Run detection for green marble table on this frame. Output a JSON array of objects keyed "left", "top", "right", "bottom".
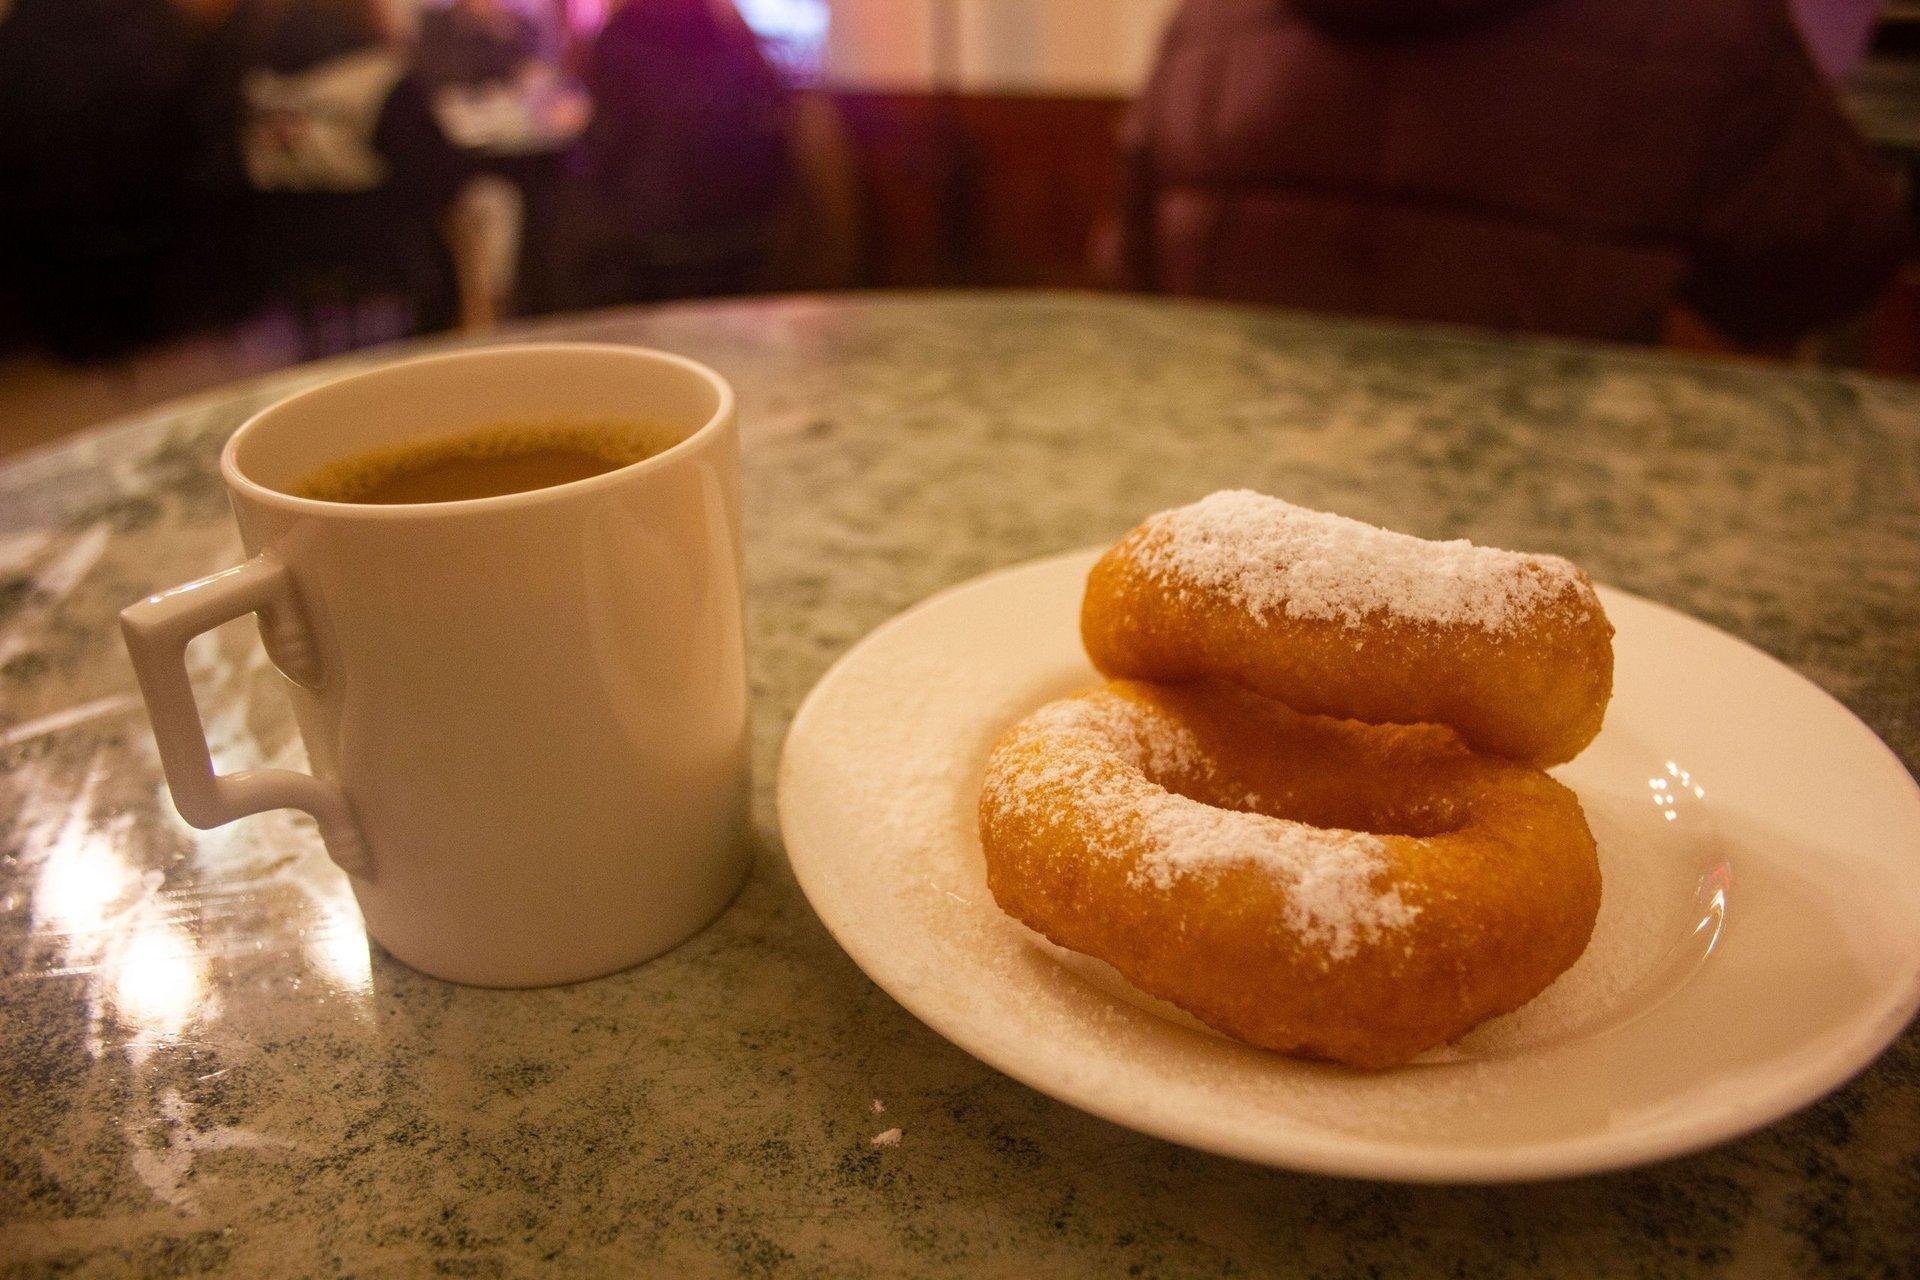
[{"left": 3, "top": 293, "right": 1917, "bottom": 1278}]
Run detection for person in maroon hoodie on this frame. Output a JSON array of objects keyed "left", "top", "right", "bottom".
[{"left": 1107, "top": 0, "right": 1909, "bottom": 345}]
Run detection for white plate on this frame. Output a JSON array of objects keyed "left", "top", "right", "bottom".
[{"left": 777, "top": 550, "right": 1920, "bottom": 1182}]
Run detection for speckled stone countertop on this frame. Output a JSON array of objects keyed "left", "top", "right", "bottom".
[{"left": 3, "top": 293, "right": 1917, "bottom": 1277}]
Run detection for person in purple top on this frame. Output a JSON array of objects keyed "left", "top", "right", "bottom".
[{"left": 569, "top": 0, "right": 794, "bottom": 302}]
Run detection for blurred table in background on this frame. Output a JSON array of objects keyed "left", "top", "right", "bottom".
[
  {"left": 2, "top": 293, "right": 1916, "bottom": 1276},
  {"left": 435, "top": 74, "right": 592, "bottom": 325},
  {"left": 434, "top": 74, "right": 590, "bottom": 159}
]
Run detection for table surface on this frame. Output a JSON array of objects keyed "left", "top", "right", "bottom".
[{"left": 2, "top": 293, "right": 1917, "bottom": 1278}]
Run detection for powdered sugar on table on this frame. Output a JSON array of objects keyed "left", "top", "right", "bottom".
[{"left": 1134, "top": 490, "right": 1581, "bottom": 631}]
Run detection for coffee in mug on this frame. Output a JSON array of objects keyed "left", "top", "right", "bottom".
[
  {"left": 294, "top": 421, "right": 674, "bottom": 504},
  {"left": 119, "top": 345, "right": 750, "bottom": 987}
]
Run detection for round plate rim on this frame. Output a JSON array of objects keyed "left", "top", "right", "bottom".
[{"left": 777, "top": 548, "right": 1920, "bottom": 1182}]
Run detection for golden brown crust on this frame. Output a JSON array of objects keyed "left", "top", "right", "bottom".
[
  {"left": 979, "top": 681, "right": 1601, "bottom": 1069},
  {"left": 1081, "top": 512, "right": 1614, "bottom": 766}
]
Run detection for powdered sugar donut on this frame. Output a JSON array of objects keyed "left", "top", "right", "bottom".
[
  {"left": 1082, "top": 491, "right": 1613, "bottom": 765},
  {"left": 979, "top": 681, "right": 1601, "bottom": 1069}
]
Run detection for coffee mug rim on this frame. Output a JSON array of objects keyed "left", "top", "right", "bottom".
[{"left": 220, "top": 342, "right": 735, "bottom": 519}]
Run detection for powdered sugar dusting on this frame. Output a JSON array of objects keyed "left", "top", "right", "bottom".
[
  {"left": 986, "top": 692, "right": 1418, "bottom": 961},
  {"left": 1133, "top": 793, "right": 1416, "bottom": 962},
  {"left": 1134, "top": 490, "right": 1582, "bottom": 630}
]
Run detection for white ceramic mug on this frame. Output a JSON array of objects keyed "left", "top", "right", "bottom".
[{"left": 121, "top": 344, "right": 751, "bottom": 986}]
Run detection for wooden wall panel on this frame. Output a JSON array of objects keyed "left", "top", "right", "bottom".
[{"left": 827, "top": 91, "right": 1127, "bottom": 289}]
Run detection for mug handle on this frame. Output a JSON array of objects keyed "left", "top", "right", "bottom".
[{"left": 120, "top": 552, "right": 373, "bottom": 879}]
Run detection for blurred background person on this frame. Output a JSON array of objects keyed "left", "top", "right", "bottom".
[
  {"left": 0, "top": 0, "right": 201, "bottom": 357},
  {"left": 4, "top": 0, "right": 1912, "bottom": 427},
  {"left": 567, "top": 0, "right": 796, "bottom": 303},
  {"left": 410, "top": 0, "right": 579, "bottom": 331},
  {"left": 413, "top": 0, "right": 541, "bottom": 91},
  {"left": 230, "top": 0, "right": 468, "bottom": 345},
  {"left": 1793, "top": 0, "right": 1884, "bottom": 80},
  {"left": 1105, "top": 0, "right": 1909, "bottom": 347}
]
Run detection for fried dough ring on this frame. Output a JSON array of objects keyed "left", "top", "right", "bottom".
[
  {"left": 979, "top": 681, "right": 1601, "bottom": 1069},
  {"left": 1082, "top": 492, "right": 1613, "bottom": 765}
]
